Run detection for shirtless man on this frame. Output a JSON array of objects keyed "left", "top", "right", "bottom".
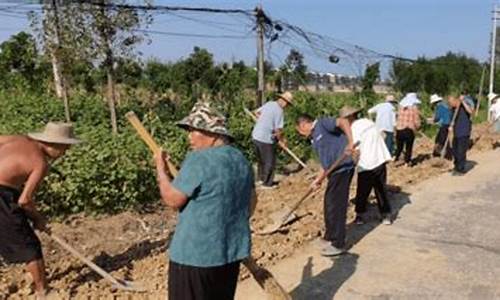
[{"left": 0, "top": 122, "right": 80, "bottom": 298}]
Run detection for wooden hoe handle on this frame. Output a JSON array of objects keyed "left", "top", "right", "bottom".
[{"left": 125, "top": 111, "right": 178, "bottom": 177}]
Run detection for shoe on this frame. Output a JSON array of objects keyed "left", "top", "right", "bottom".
[
  {"left": 255, "top": 180, "right": 263, "bottom": 186},
  {"left": 354, "top": 215, "right": 365, "bottom": 225},
  {"left": 451, "top": 170, "right": 465, "bottom": 177},
  {"left": 320, "top": 244, "right": 346, "bottom": 257},
  {"left": 382, "top": 215, "right": 393, "bottom": 225},
  {"left": 316, "top": 238, "right": 331, "bottom": 248}
]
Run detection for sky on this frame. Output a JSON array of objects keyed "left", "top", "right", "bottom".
[{"left": 0, "top": 0, "right": 496, "bottom": 76}]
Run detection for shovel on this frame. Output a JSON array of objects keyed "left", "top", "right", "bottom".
[
  {"left": 126, "top": 111, "right": 291, "bottom": 300},
  {"left": 257, "top": 142, "right": 359, "bottom": 235},
  {"left": 47, "top": 233, "right": 146, "bottom": 292}
]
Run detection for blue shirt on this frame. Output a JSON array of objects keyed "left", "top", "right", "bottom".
[
  {"left": 310, "top": 117, "right": 354, "bottom": 173},
  {"left": 368, "top": 102, "right": 396, "bottom": 133},
  {"left": 251, "top": 101, "right": 284, "bottom": 144},
  {"left": 434, "top": 102, "right": 452, "bottom": 126},
  {"left": 454, "top": 105, "right": 472, "bottom": 138},
  {"left": 169, "top": 145, "right": 253, "bottom": 267}
]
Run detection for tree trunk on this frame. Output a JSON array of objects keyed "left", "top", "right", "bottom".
[
  {"left": 106, "top": 52, "right": 118, "bottom": 135},
  {"left": 50, "top": 50, "right": 71, "bottom": 122}
]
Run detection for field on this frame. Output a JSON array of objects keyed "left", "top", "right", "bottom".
[{"left": 1, "top": 123, "right": 498, "bottom": 299}]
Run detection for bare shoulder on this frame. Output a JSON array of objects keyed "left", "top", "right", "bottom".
[{"left": 7, "top": 137, "right": 46, "bottom": 165}]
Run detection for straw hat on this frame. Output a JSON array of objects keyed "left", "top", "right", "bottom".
[
  {"left": 385, "top": 94, "right": 396, "bottom": 102},
  {"left": 277, "top": 91, "right": 293, "bottom": 105},
  {"left": 177, "top": 102, "right": 233, "bottom": 139},
  {"left": 28, "top": 122, "right": 81, "bottom": 145},
  {"left": 430, "top": 94, "right": 443, "bottom": 104},
  {"left": 400, "top": 92, "right": 421, "bottom": 107},
  {"left": 488, "top": 92, "right": 499, "bottom": 102},
  {"left": 339, "top": 105, "right": 362, "bottom": 118}
]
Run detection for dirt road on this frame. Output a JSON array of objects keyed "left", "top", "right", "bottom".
[{"left": 236, "top": 148, "right": 500, "bottom": 299}]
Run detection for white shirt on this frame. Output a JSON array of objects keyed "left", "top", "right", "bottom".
[
  {"left": 352, "top": 118, "right": 392, "bottom": 172},
  {"left": 368, "top": 102, "right": 396, "bottom": 132},
  {"left": 489, "top": 102, "right": 500, "bottom": 121},
  {"left": 251, "top": 101, "right": 284, "bottom": 144}
]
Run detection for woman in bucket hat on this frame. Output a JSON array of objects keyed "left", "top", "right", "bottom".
[
  {"left": 0, "top": 122, "right": 81, "bottom": 299},
  {"left": 154, "top": 102, "right": 256, "bottom": 300}
]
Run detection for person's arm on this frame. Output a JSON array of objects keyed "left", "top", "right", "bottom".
[
  {"left": 155, "top": 151, "right": 188, "bottom": 209},
  {"left": 414, "top": 107, "right": 421, "bottom": 129},
  {"left": 273, "top": 107, "right": 286, "bottom": 143},
  {"left": 461, "top": 99, "right": 474, "bottom": 115},
  {"left": 18, "top": 160, "right": 49, "bottom": 232},
  {"left": 367, "top": 105, "right": 377, "bottom": 115},
  {"left": 310, "top": 167, "right": 326, "bottom": 191},
  {"left": 336, "top": 117, "right": 354, "bottom": 154}
]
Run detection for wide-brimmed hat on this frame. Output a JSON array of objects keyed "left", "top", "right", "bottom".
[
  {"left": 385, "top": 94, "right": 396, "bottom": 102},
  {"left": 430, "top": 94, "right": 443, "bottom": 104},
  {"left": 277, "top": 91, "right": 293, "bottom": 105},
  {"left": 176, "top": 102, "right": 233, "bottom": 138},
  {"left": 488, "top": 92, "right": 499, "bottom": 102},
  {"left": 28, "top": 122, "right": 81, "bottom": 145},
  {"left": 339, "top": 105, "right": 362, "bottom": 118},
  {"left": 400, "top": 92, "right": 421, "bottom": 107}
]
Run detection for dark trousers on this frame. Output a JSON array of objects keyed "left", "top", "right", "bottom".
[
  {"left": 452, "top": 136, "right": 469, "bottom": 173},
  {"left": 168, "top": 260, "right": 240, "bottom": 300},
  {"left": 395, "top": 128, "right": 415, "bottom": 163},
  {"left": 253, "top": 139, "right": 276, "bottom": 186},
  {"left": 324, "top": 169, "right": 354, "bottom": 249},
  {"left": 354, "top": 164, "right": 391, "bottom": 216},
  {"left": 433, "top": 125, "right": 452, "bottom": 158},
  {"left": 383, "top": 131, "right": 394, "bottom": 155}
]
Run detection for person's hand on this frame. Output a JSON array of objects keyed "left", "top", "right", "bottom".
[
  {"left": 310, "top": 177, "right": 323, "bottom": 191},
  {"left": 154, "top": 149, "right": 168, "bottom": 173},
  {"left": 352, "top": 149, "right": 361, "bottom": 163},
  {"left": 279, "top": 138, "right": 288, "bottom": 148},
  {"left": 344, "top": 143, "right": 354, "bottom": 156}
]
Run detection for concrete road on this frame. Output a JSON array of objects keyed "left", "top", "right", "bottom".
[{"left": 236, "top": 149, "right": 500, "bottom": 300}]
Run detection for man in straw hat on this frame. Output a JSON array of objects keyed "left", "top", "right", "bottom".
[
  {"left": 295, "top": 109, "right": 355, "bottom": 256},
  {"left": 154, "top": 102, "right": 256, "bottom": 300},
  {"left": 0, "top": 122, "right": 81, "bottom": 299},
  {"left": 429, "top": 94, "right": 452, "bottom": 158},
  {"left": 342, "top": 106, "right": 393, "bottom": 225},
  {"left": 368, "top": 94, "right": 397, "bottom": 155},
  {"left": 251, "top": 91, "right": 293, "bottom": 189}
]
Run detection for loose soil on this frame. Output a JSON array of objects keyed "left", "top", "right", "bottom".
[{"left": 1, "top": 124, "right": 498, "bottom": 299}]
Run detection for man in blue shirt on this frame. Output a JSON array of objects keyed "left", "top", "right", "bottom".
[
  {"left": 295, "top": 111, "right": 355, "bottom": 256},
  {"left": 154, "top": 102, "right": 256, "bottom": 300},
  {"left": 429, "top": 94, "right": 452, "bottom": 158},
  {"left": 449, "top": 94, "right": 475, "bottom": 175},
  {"left": 252, "top": 91, "right": 293, "bottom": 189}
]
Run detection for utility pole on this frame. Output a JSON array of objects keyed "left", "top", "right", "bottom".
[
  {"left": 51, "top": 0, "right": 71, "bottom": 122},
  {"left": 255, "top": 5, "right": 265, "bottom": 108},
  {"left": 489, "top": 5, "right": 499, "bottom": 121}
]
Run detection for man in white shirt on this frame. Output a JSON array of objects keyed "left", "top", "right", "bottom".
[
  {"left": 488, "top": 93, "right": 500, "bottom": 133},
  {"left": 341, "top": 106, "right": 393, "bottom": 225},
  {"left": 368, "top": 95, "right": 397, "bottom": 155}
]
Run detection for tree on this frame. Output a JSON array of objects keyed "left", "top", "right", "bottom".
[
  {"left": 361, "top": 62, "right": 380, "bottom": 95},
  {"left": 79, "top": 0, "right": 152, "bottom": 134},
  {"left": 284, "top": 49, "right": 307, "bottom": 87}
]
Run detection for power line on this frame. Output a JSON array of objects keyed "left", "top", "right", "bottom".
[{"left": 134, "top": 29, "right": 253, "bottom": 40}]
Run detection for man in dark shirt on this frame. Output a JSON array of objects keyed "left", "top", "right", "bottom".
[
  {"left": 296, "top": 113, "right": 354, "bottom": 256},
  {"left": 449, "top": 95, "right": 474, "bottom": 175}
]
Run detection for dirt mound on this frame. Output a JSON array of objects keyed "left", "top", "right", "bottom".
[{"left": 1, "top": 126, "right": 498, "bottom": 299}]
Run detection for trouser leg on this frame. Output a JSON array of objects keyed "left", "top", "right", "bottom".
[
  {"left": 324, "top": 169, "right": 354, "bottom": 249},
  {"left": 402, "top": 129, "right": 415, "bottom": 164},
  {"left": 394, "top": 130, "right": 405, "bottom": 161},
  {"left": 354, "top": 170, "right": 373, "bottom": 215},
  {"left": 253, "top": 140, "right": 276, "bottom": 186},
  {"left": 384, "top": 131, "right": 394, "bottom": 155},
  {"left": 453, "top": 136, "right": 469, "bottom": 172},
  {"left": 371, "top": 164, "right": 391, "bottom": 215}
]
